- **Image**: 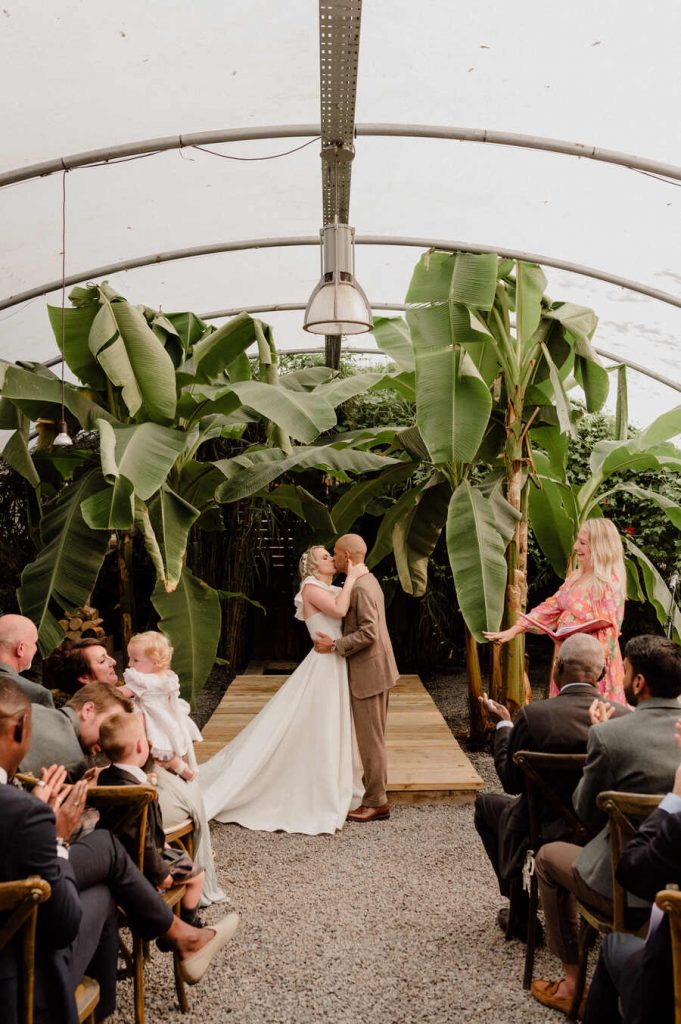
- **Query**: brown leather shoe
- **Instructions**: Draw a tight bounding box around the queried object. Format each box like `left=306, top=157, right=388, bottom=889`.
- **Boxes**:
left=531, top=979, right=587, bottom=1018
left=346, top=804, right=390, bottom=822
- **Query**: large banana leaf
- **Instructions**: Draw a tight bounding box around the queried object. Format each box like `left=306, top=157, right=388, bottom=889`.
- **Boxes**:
left=229, top=380, right=337, bottom=444
left=152, top=567, right=221, bottom=703
left=639, top=404, right=681, bottom=447
left=624, top=537, right=681, bottom=642
left=446, top=480, right=507, bottom=641
left=18, top=469, right=110, bottom=654
left=540, top=342, right=576, bottom=438
left=331, top=461, right=416, bottom=535
left=88, top=284, right=177, bottom=422
left=528, top=461, right=578, bottom=576
left=264, top=484, right=335, bottom=534
left=81, top=475, right=134, bottom=530
left=408, top=303, right=492, bottom=462
left=406, top=250, right=498, bottom=309
left=392, top=475, right=450, bottom=596
left=315, top=372, right=385, bottom=407
left=475, top=473, right=522, bottom=545
left=98, top=419, right=189, bottom=500
left=175, top=459, right=225, bottom=511
left=279, top=366, right=334, bottom=391
left=530, top=425, right=569, bottom=478
left=48, top=302, right=107, bottom=390
left=215, top=444, right=400, bottom=503
left=367, top=484, right=426, bottom=569
left=600, top=482, right=681, bottom=530
left=144, top=485, right=200, bottom=591
left=177, top=312, right=257, bottom=385
left=615, top=365, right=629, bottom=441
left=544, top=302, right=608, bottom=412
left=371, top=317, right=415, bottom=372
left=0, top=403, right=39, bottom=488
left=515, top=262, right=547, bottom=345
left=0, top=361, right=114, bottom=428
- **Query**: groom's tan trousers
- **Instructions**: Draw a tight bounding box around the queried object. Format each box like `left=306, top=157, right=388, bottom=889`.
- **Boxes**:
left=351, top=689, right=390, bottom=807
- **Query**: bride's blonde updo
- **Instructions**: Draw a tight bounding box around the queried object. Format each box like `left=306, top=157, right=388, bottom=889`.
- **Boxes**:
left=298, top=545, right=326, bottom=582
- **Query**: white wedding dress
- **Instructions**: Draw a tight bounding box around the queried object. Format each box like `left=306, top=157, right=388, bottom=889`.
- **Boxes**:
left=198, top=577, right=364, bottom=835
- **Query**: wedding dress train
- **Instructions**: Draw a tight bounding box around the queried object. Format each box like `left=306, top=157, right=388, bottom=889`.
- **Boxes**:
left=198, top=577, right=364, bottom=835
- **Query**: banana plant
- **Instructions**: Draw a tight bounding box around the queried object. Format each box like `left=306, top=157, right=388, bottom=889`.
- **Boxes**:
left=0, top=283, right=394, bottom=700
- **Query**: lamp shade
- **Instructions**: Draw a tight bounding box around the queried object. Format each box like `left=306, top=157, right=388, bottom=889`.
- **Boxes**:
left=303, top=223, right=373, bottom=336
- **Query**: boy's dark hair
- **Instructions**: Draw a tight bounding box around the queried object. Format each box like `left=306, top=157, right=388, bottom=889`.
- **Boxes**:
left=624, top=635, right=681, bottom=699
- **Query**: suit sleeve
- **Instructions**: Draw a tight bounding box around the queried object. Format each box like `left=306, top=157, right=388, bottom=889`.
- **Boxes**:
left=494, top=713, right=531, bottom=795
left=616, top=807, right=681, bottom=901
left=334, top=585, right=378, bottom=658
left=19, top=799, right=82, bottom=948
left=572, top=725, right=613, bottom=833
left=96, top=783, right=168, bottom=888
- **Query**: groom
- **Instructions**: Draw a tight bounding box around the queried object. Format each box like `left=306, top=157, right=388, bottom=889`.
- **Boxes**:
left=314, top=533, right=399, bottom=822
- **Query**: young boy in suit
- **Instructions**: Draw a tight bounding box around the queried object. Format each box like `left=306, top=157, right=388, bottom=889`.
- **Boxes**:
left=97, top=712, right=205, bottom=924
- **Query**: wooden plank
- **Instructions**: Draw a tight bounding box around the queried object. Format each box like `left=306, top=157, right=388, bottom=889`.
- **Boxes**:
left=196, top=670, right=483, bottom=803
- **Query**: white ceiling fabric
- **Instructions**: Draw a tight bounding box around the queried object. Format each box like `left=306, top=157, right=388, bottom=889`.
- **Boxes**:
left=1, top=0, right=680, bottom=425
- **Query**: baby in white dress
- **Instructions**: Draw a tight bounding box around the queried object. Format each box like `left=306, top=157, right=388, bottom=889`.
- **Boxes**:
left=123, top=631, right=202, bottom=781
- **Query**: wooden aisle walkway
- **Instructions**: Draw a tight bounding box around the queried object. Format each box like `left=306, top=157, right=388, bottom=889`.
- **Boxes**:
left=197, top=670, right=484, bottom=804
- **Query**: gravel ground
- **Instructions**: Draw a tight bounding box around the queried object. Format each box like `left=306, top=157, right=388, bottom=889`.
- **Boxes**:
left=108, top=671, right=568, bottom=1024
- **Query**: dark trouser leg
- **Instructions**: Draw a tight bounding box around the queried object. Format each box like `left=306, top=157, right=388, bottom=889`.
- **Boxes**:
left=583, top=933, right=644, bottom=1024
left=351, top=690, right=389, bottom=807
left=58, top=883, right=118, bottom=1021
left=474, top=793, right=515, bottom=897
left=69, top=829, right=174, bottom=939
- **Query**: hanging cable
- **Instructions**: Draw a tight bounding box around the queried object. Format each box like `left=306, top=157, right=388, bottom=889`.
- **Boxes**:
left=190, top=137, right=321, bottom=162
left=52, top=170, right=73, bottom=447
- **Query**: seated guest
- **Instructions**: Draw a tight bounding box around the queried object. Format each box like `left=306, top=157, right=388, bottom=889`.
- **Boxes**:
left=0, top=677, right=240, bottom=1024
left=583, top=724, right=681, bottom=1023
left=63, top=643, right=226, bottom=907
left=0, top=613, right=54, bottom=707
left=475, top=634, right=622, bottom=941
left=532, top=634, right=681, bottom=1014
left=43, top=639, right=121, bottom=697
left=19, top=682, right=133, bottom=780
left=97, top=713, right=206, bottom=925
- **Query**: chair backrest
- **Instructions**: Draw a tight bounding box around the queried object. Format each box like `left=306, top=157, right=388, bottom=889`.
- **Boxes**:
left=597, top=790, right=664, bottom=931
left=512, top=750, right=591, bottom=849
left=656, top=888, right=681, bottom=1024
left=0, top=876, right=51, bottom=1024
left=86, top=785, right=157, bottom=871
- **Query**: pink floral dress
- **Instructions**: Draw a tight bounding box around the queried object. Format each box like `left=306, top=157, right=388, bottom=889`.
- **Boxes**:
left=526, top=572, right=626, bottom=704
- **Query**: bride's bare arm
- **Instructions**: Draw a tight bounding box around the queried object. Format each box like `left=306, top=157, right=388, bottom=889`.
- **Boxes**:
left=302, top=563, right=369, bottom=619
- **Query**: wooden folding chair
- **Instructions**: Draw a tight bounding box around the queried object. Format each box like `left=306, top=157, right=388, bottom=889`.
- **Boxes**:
left=86, top=784, right=188, bottom=1024
left=165, top=818, right=194, bottom=859
left=0, top=876, right=52, bottom=1024
left=567, top=790, right=664, bottom=1022
left=512, top=751, right=591, bottom=990
left=656, top=887, right=681, bottom=1024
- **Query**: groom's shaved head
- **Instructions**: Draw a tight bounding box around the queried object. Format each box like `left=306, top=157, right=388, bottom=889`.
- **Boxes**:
left=335, top=534, right=367, bottom=561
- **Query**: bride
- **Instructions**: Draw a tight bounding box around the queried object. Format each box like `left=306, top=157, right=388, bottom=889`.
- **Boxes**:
left=197, top=546, right=366, bottom=835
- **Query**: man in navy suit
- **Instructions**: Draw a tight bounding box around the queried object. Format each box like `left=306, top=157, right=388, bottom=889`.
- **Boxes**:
left=0, top=677, right=238, bottom=1023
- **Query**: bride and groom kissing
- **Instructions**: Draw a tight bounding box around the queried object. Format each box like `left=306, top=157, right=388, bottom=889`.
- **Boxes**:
left=198, top=534, right=399, bottom=835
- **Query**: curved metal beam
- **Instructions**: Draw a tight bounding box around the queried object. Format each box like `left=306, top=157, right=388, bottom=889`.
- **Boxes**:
left=40, top=302, right=681, bottom=395
left=2, top=235, right=680, bottom=313
left=1, top=122, right=680, bottom=189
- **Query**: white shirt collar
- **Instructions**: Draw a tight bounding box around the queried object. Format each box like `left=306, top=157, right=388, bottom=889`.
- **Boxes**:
left=0, top=767, right=7, bottom=785
left=113, top=763, right=148, bottom=784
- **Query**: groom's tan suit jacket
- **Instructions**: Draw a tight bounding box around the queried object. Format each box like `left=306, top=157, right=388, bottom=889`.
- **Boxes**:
left=334, top=574, right=399, bottom=699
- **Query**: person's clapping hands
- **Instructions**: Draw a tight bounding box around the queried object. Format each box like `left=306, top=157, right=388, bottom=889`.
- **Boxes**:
left=588, top=698, right=617, bottom=725
left=34, top=765, right=89, bottom=841
left=478, top=692, right=511, bottom=723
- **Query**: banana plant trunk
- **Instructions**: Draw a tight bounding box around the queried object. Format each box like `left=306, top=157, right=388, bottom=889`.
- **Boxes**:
left=464, top=625, right=488, bottom=742
left=117, top=532, right=135, bottom=651
left=503, top=390, right=528, bottom=712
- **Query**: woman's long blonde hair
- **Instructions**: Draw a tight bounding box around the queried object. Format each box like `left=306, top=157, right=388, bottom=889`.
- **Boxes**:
left=298, top=545, right=325, bottom=582
left=574, top=519, right=626, bottom=596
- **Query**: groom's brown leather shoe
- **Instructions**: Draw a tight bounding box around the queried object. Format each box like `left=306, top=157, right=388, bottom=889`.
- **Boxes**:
left=346, top=804, right=390, bottom=822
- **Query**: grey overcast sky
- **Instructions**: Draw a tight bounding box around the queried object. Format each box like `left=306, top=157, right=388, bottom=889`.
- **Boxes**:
left=1, top=0, right=680, bottom=425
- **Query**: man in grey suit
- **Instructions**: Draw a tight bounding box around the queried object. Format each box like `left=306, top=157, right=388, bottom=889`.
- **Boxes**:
left=315, top=534, right=399, bottom=822
left=531, top=634, right=681, bottom=1015
left=0, top=614, right=54, bottom=707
